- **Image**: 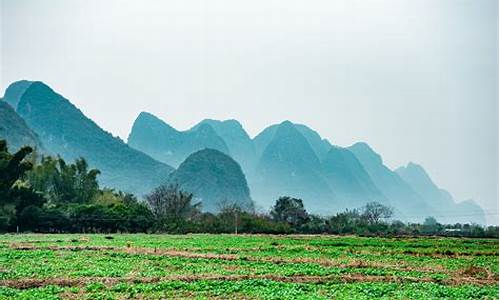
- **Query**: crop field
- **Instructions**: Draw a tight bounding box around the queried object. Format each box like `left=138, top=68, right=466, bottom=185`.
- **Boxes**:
left=0, top=234, right=498, bottom=299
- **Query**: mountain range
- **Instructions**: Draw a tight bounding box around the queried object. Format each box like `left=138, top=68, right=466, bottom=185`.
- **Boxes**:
left=0, top=80, right=486, bottom=224
left=2, top=81, right=173, bottom=196
left=128, top=112, right=229, bottom=168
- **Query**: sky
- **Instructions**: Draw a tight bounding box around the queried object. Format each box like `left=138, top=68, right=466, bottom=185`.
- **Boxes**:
left=1, top=0, right=498, bottom=224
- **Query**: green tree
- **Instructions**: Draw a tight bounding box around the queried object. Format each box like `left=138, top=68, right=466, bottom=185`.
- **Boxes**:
left=27, top=156, right=100, bottom=203
left=423, top=216, right=439, bottom=234
left=270, top=196, right=309, bottom=230
left=0, top=140, right=44, bottom=231
left=0, top=140, right=33, bottom=199
left=327, top=209, right=360, bottom=234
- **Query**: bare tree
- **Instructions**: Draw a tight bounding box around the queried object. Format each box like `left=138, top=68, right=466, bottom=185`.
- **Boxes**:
left=145, top=184, right=201, bottom=220
left=217, top=199, right=243, bottom=234
left=361, top=202, right=393, bottom=225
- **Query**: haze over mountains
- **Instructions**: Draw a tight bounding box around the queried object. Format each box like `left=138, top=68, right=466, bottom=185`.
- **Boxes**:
left=0, top=80, right=486, bottom=224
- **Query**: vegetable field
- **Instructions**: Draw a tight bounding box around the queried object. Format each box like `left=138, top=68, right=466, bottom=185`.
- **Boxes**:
left=0, top=234, right=498, bottom=299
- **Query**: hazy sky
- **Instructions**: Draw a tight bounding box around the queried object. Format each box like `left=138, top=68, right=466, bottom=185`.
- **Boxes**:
left=1, top=0, right=498, bottom=223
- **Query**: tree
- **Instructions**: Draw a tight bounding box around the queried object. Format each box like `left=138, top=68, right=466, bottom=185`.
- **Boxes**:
left=0, top=140, right=44, bottom=231
left=423, top=216, right=439, bottom=234
left=217, top=200, right=243, bottom=234
left=424, top=216, right=437, bottom=226
left=27, top=156, right=100, bottom=203
left=360, top=202, right=393, bottom=225
left=270, top=196, right=309, bottom=229
left=146, top=183, right=201, bottom=221
left=0, top=140, right=33, bottom=201
left=327, top=209, right=361, bottom=234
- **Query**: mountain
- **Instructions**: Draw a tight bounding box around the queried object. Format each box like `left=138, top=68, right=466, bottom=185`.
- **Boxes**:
left=254, top=122, right=332, bottom=160
left=168, top=148, right=253, bottom=212
left=294, top=124, right=333, bottom=161
left=128, top=112, right=229, bottom=167
left=348, top=142, right=437, bottom=221
left=396, top=162, right=486, bottom=224
left=2, top=80, right=32, bottom=111
left=0, top=101, right=45, bottom=152
left=191, top=119, right=257, bottom=175
left=3, top=80, right=174, bottom=196
left=321, top=146, right=387, bottom=209
left=254, top=121, right=334, bottom=212
left=254, top=124, right=279, bottom=157
left=3, top=79, right=483, bottom=223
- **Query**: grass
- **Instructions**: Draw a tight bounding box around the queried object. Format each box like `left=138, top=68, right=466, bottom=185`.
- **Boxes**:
left=0, top=234, right=497, bottom=299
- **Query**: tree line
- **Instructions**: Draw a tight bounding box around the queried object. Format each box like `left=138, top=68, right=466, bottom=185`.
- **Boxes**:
left=0, top=140, right=497, bottom=238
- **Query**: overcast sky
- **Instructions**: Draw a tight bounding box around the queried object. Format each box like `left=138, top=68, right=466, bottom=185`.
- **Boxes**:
left=1, top=0, right=498, bottom=223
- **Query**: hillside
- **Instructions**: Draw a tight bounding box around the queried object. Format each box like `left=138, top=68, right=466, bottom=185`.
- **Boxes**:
left=254, top=121, right=334, bottom=212
left=348, top=142, right=440, bottom=221
left=192, top=119, right=257, bottom=175
left=396, top=162, right=486, bottom=224
left=0, top=101, right=45, bottom=153
left=322, top=146, right=387, bottom=209
left=3, top=81, right=173, bottom=196
left=168, top=148, right=253, bottom=212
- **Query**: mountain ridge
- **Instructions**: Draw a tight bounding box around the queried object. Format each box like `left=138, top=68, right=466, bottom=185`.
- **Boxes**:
left=0, top=100, right=45, bottom=153
left=396, top=162, right=485, bottom=224
left=4, top=80, right=174, bottom=196
left=1, top=80, right=486, bottom=223
left=128, top=112, right=230, bottom=167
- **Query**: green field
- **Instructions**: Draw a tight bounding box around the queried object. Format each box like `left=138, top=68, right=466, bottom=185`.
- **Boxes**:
left=0, top=234, right=497, bottom=299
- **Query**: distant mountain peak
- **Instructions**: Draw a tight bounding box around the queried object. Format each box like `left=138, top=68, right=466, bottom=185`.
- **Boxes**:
left=201, top=118, right=242, bottom=126
left=129, top=111, right=179, bottom=137
left=396, top=162, right=436, bottom=189
left=274, top=120, right=300, bottom=136
left=278, top=120, right=294, bottom=127
left=191, top=118, right=256, bottom=174
left=195, top=123, right=216, bottom=133
left=137, top=111, right=160, bottom=121
left=3, top=80, right=34, bottom=110
left=169, top=148, right=253, bottom=212
left=350, top=141, right=372, bottom=151
left=348, top=142, right=383, bottom=165
left=128, top=112, right=229, bottom=167
left=135, top=111, right=171, bottom=126
left=403, top=161, right=423, bottom=169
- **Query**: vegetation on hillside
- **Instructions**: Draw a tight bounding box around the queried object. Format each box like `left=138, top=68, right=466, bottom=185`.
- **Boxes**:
left=0, top=139, right=497, bottom=238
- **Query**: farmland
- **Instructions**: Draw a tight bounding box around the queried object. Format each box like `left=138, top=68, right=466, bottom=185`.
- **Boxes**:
left=0, top=234, right=498, bottom=299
